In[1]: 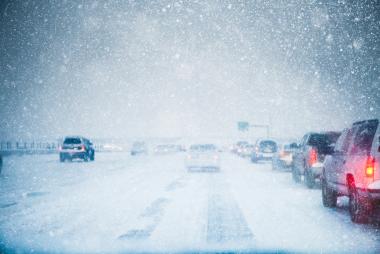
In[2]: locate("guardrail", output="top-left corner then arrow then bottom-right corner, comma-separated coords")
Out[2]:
0,141 -> 59,155
0,141 -> 125,155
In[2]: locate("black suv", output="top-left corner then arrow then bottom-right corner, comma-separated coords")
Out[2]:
322,119 -> 380,223
59,136 -> 95,162
292,131 -> 341,188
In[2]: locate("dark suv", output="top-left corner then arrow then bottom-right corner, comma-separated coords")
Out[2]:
292,131 -> 341,188
59,136 -> 95,162
321,119 -> 380,223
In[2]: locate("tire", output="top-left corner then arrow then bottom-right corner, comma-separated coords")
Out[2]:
90,151 -> 95,161
349,188 -> 371,223
321,177 -> 337,207
305,169 -> 315,189
59,154 -> 65,162
291,165 -> 301,183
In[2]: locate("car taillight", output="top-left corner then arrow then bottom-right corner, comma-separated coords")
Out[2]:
309,148 -> 317,166
80,145 -> 85,151
365,156 -> 375,177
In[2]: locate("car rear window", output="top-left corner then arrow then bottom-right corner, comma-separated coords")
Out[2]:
63,138 -> 81,144
259,141 -> 277,152
190,144 -> 216,152
308,133 -> 340,152
350,120 -> 378,155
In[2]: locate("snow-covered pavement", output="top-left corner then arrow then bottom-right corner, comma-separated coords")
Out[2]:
0,152 -> 379,253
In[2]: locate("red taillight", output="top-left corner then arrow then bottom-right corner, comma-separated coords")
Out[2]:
365,156 -> 375,177
80,145 -> 85,151
309,148 -> 317,166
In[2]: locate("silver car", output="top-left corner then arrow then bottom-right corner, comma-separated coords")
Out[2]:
185,144 -> 220,171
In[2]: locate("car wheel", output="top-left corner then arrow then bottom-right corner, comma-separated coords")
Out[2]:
305,169 -> 315,189
90,152 -> 95,161
291,165 -> 301,183
349,188 -> 370,224
321,177 -> 337,207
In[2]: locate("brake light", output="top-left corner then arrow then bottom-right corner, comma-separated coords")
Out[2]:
309,148 -> 317,166
365,156 -> 375,177
80,145 -> 85,151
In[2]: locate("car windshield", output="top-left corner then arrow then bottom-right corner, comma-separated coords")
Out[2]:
1,1 -> 379,254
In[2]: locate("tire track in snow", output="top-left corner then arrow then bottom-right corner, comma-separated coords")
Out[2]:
118,198 -> 170,240
206,174 -> 254,244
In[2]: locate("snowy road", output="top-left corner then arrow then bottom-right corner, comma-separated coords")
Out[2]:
0,152 -> 379,253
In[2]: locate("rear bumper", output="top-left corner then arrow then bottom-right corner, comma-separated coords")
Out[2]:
252,153 -> 274,160
310,165 -> 323,178
357,184 -> 380,201
186,159 -> 220,168
60,151 -> 86,159
279,157 -> 293,167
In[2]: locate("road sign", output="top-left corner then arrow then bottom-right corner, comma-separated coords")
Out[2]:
238,121 -> 249,131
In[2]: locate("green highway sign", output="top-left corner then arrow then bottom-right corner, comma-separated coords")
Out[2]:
238,121 -> 249,131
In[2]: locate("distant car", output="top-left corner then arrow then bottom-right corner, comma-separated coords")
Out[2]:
232,141 -> 249,154
59,136 -> 95,162
272,143 -> 298,170
239,144 -> 255,157
130,142 -> 147,156
251,139 -> 278,163
322,119 -> 380,223
154,144 -> 182,155
292,131 -> 341,188
186,144 -> 220,171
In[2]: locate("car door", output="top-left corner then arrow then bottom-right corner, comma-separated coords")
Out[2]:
294,134 -> 308,172
328,128 -> 352,190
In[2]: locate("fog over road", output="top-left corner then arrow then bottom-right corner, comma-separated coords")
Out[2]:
0,152 -> 379,253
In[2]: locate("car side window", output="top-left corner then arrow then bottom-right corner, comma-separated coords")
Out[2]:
300,134 -> 308,147
349,122 -> 377,155
334,129 -> 347,153
343,128 -> 355,153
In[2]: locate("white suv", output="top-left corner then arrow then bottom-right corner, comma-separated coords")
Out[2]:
322,119 -> 380,223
